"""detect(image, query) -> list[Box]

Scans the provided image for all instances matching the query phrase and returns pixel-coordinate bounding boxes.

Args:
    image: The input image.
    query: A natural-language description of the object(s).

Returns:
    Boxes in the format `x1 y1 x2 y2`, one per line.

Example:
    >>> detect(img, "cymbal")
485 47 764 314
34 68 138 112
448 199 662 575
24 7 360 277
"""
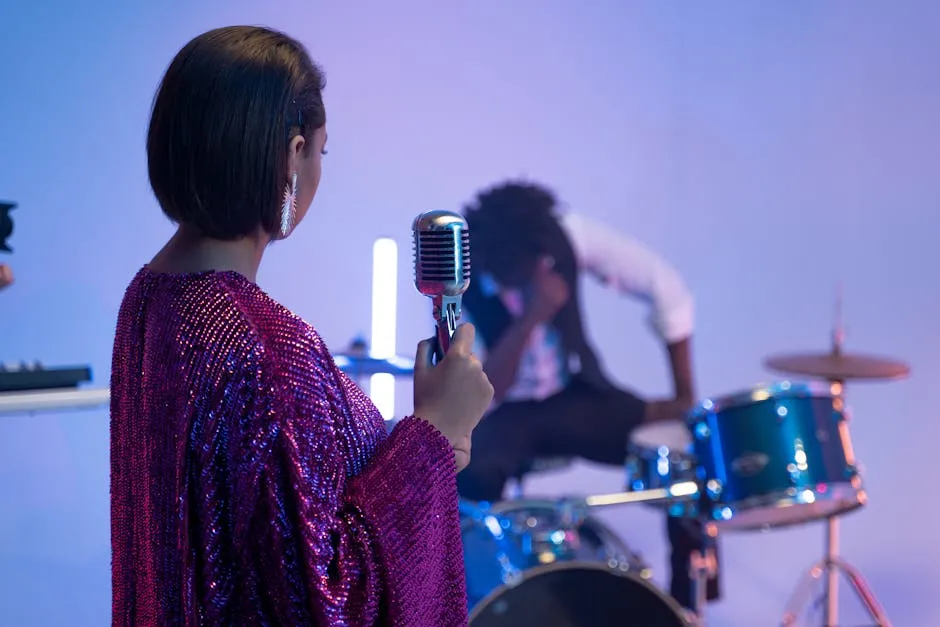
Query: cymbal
764 351 910 381
333 353 415 377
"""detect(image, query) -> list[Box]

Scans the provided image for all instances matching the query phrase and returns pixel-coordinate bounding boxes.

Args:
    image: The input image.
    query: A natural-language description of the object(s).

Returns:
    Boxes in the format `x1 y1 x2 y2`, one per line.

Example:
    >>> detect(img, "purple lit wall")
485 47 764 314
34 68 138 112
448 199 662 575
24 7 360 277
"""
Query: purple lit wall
1 1 937 624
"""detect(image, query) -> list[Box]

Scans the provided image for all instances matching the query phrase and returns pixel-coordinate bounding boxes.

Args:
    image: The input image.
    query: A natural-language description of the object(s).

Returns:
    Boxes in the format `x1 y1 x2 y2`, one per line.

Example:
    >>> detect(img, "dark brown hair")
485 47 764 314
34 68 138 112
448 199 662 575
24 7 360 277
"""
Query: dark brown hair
463 181 561 275
147 26 326 239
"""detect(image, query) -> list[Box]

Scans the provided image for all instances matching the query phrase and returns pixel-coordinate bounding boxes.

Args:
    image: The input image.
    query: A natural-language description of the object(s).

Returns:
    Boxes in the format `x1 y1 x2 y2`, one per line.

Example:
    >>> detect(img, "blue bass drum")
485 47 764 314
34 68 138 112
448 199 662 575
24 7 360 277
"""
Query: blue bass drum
460 499 691 626
688 381 866 531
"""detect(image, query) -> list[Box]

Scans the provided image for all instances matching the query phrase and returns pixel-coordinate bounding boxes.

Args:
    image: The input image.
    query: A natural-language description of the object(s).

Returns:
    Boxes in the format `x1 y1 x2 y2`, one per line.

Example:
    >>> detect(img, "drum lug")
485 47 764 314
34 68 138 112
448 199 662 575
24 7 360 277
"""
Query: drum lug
693 422 710 439
497 554 523 588
706 479 723 498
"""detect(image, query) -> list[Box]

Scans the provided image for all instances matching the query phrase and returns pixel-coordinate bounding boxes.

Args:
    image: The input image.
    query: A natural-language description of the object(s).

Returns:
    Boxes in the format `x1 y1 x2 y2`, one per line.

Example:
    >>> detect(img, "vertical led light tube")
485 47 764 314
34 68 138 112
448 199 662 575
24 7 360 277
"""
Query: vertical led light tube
370 238 397 420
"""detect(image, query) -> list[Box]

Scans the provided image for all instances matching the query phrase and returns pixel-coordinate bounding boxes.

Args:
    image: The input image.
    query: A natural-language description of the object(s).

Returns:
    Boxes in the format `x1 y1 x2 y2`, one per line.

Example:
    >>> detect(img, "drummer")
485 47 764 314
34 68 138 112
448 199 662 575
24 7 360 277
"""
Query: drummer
455 180 720 611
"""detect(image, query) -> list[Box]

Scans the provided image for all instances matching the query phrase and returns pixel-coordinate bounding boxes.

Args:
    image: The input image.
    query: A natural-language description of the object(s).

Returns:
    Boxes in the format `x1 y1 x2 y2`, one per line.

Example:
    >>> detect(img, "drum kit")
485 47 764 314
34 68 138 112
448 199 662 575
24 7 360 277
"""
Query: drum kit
336 311 909 626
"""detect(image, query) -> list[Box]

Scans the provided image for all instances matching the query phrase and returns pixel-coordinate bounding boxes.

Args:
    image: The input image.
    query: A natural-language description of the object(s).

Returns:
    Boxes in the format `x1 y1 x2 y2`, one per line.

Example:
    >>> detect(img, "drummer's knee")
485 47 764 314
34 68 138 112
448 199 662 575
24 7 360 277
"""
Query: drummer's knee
457 462 507 502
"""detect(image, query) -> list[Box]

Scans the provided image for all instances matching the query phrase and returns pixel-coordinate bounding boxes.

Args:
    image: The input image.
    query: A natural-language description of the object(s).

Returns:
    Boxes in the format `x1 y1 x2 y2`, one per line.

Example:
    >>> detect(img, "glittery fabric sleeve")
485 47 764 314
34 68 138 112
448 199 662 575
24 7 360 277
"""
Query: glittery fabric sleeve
254 380 469 626
347 416 469 623
110 270 469 627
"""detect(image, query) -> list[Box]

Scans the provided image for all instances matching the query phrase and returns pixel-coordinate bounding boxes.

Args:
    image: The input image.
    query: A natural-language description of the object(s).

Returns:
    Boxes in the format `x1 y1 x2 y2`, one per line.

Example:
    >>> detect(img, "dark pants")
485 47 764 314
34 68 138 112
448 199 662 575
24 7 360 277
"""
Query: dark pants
456 378 720 610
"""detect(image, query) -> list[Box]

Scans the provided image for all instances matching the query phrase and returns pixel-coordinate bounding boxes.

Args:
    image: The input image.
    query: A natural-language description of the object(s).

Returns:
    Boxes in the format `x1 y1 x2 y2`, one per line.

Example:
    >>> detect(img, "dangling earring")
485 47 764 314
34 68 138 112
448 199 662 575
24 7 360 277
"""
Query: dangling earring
279 171 298 238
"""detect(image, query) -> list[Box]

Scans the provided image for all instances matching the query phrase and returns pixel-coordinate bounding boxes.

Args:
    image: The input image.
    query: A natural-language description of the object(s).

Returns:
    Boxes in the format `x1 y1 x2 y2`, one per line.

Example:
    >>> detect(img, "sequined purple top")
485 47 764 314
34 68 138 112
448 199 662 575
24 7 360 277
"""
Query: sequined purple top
110 268 468 626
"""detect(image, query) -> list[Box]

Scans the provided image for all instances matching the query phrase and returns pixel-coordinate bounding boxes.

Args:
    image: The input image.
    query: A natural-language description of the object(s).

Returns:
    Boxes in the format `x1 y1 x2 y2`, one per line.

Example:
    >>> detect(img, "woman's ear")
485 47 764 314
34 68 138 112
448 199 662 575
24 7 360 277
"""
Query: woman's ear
287 134 306 172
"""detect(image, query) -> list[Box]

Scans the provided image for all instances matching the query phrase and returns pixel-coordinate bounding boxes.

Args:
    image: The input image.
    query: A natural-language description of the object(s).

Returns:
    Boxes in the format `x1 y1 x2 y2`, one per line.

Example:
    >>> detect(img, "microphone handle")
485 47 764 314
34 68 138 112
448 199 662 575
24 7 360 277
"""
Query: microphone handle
430 296 460 364
433 321 450 364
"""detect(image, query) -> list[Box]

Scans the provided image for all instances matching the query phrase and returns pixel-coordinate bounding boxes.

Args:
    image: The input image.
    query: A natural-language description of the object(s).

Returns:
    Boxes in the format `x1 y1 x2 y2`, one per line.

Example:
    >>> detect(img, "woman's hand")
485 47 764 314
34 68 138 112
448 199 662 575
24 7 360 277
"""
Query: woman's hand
413 324 494 471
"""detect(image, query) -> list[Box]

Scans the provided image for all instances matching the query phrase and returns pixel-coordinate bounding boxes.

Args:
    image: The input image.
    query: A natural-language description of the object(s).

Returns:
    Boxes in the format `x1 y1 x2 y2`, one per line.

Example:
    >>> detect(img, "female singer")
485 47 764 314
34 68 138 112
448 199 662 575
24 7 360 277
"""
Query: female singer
110 26 493 626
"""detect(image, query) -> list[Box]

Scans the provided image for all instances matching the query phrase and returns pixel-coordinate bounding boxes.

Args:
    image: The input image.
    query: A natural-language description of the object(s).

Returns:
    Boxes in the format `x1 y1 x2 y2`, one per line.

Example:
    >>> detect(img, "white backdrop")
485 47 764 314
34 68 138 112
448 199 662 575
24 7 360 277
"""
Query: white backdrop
1 1 938 624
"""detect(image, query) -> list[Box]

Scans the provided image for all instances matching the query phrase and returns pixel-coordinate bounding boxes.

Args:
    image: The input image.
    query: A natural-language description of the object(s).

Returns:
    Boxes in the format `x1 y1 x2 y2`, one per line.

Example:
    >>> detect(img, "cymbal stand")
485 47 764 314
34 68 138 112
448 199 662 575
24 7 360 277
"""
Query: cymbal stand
689 521 719 626
780 513 890 626
344 335 369 386
780 289 891 626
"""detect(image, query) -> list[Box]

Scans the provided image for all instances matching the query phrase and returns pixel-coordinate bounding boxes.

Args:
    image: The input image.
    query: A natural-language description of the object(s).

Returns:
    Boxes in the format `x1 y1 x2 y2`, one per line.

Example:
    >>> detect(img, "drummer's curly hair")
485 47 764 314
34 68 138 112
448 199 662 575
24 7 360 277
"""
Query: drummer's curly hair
463 180 562 272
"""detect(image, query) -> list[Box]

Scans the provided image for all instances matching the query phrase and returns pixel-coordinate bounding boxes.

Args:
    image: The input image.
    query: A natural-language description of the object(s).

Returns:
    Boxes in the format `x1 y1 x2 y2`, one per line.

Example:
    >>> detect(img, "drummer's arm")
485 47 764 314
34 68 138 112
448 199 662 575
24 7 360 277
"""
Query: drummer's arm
462 309 539 404
561 213 696 410
653 337 695 421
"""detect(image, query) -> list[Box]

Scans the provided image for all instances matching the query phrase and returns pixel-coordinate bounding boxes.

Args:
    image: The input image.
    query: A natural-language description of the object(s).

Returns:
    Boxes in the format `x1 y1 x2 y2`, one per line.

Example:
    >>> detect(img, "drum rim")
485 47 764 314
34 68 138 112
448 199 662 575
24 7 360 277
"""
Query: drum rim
630 418 693 438
711 483 865 531
624 450 698 498
626 442 696 461
461 500 640 556
628 420 694 454
485 498 581 514
467 560 690 624
460 498 608 535
688 380 837 420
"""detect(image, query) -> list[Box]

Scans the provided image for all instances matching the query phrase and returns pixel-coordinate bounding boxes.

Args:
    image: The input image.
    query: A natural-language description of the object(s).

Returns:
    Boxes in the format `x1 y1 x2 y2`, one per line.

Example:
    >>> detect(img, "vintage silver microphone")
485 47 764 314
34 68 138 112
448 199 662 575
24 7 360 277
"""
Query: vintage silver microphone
412 210 471 362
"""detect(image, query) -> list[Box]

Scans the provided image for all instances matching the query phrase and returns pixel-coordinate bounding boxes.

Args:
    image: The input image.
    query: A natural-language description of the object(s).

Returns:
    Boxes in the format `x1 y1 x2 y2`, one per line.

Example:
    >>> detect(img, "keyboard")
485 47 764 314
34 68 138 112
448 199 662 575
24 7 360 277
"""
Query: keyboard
0 363 92 392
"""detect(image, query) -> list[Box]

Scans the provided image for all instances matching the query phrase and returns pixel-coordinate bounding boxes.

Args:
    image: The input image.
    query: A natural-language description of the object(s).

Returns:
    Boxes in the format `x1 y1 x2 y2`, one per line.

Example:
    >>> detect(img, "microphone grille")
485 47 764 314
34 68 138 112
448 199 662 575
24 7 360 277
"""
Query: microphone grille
412 211 471 295
415 230 470 279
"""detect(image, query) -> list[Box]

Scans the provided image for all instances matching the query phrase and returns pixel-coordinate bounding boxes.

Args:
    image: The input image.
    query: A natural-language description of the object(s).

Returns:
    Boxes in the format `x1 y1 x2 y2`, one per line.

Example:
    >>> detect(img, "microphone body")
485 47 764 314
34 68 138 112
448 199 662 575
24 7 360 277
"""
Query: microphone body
412 210 471 361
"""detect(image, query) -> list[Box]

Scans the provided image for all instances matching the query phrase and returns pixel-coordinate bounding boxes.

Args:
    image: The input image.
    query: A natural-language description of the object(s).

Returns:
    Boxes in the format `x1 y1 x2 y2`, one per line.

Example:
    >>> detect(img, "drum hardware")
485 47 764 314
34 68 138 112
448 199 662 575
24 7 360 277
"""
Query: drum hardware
621 420 726 623
460 500 526 587
496 554 525 588
625 420 701 517
689 522 719 626
333 336 416 380
779 514 891 627
772 378 892 627
557 497 579 528
579 481 700 508
332 352 415 378
763 285 910 384
763 351 910 382
766 292 903 627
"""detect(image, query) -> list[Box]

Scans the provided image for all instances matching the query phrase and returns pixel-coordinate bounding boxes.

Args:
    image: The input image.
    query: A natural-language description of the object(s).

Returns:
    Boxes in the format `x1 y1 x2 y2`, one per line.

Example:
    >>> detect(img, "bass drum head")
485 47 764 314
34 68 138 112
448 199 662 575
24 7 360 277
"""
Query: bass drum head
469 562 690 627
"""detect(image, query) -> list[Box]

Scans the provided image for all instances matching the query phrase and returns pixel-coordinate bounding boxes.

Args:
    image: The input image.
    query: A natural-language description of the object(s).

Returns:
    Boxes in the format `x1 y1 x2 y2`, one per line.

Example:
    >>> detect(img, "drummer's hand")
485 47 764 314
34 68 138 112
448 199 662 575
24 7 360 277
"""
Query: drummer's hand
0 264 13 291
527 256 569 322
645 397 695 423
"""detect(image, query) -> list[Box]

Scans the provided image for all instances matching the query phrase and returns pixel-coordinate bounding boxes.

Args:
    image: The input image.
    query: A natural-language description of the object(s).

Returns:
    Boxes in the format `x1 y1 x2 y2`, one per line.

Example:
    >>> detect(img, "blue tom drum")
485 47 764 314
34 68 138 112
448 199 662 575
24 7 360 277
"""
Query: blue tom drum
688 381 865 531
625 420 700 517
